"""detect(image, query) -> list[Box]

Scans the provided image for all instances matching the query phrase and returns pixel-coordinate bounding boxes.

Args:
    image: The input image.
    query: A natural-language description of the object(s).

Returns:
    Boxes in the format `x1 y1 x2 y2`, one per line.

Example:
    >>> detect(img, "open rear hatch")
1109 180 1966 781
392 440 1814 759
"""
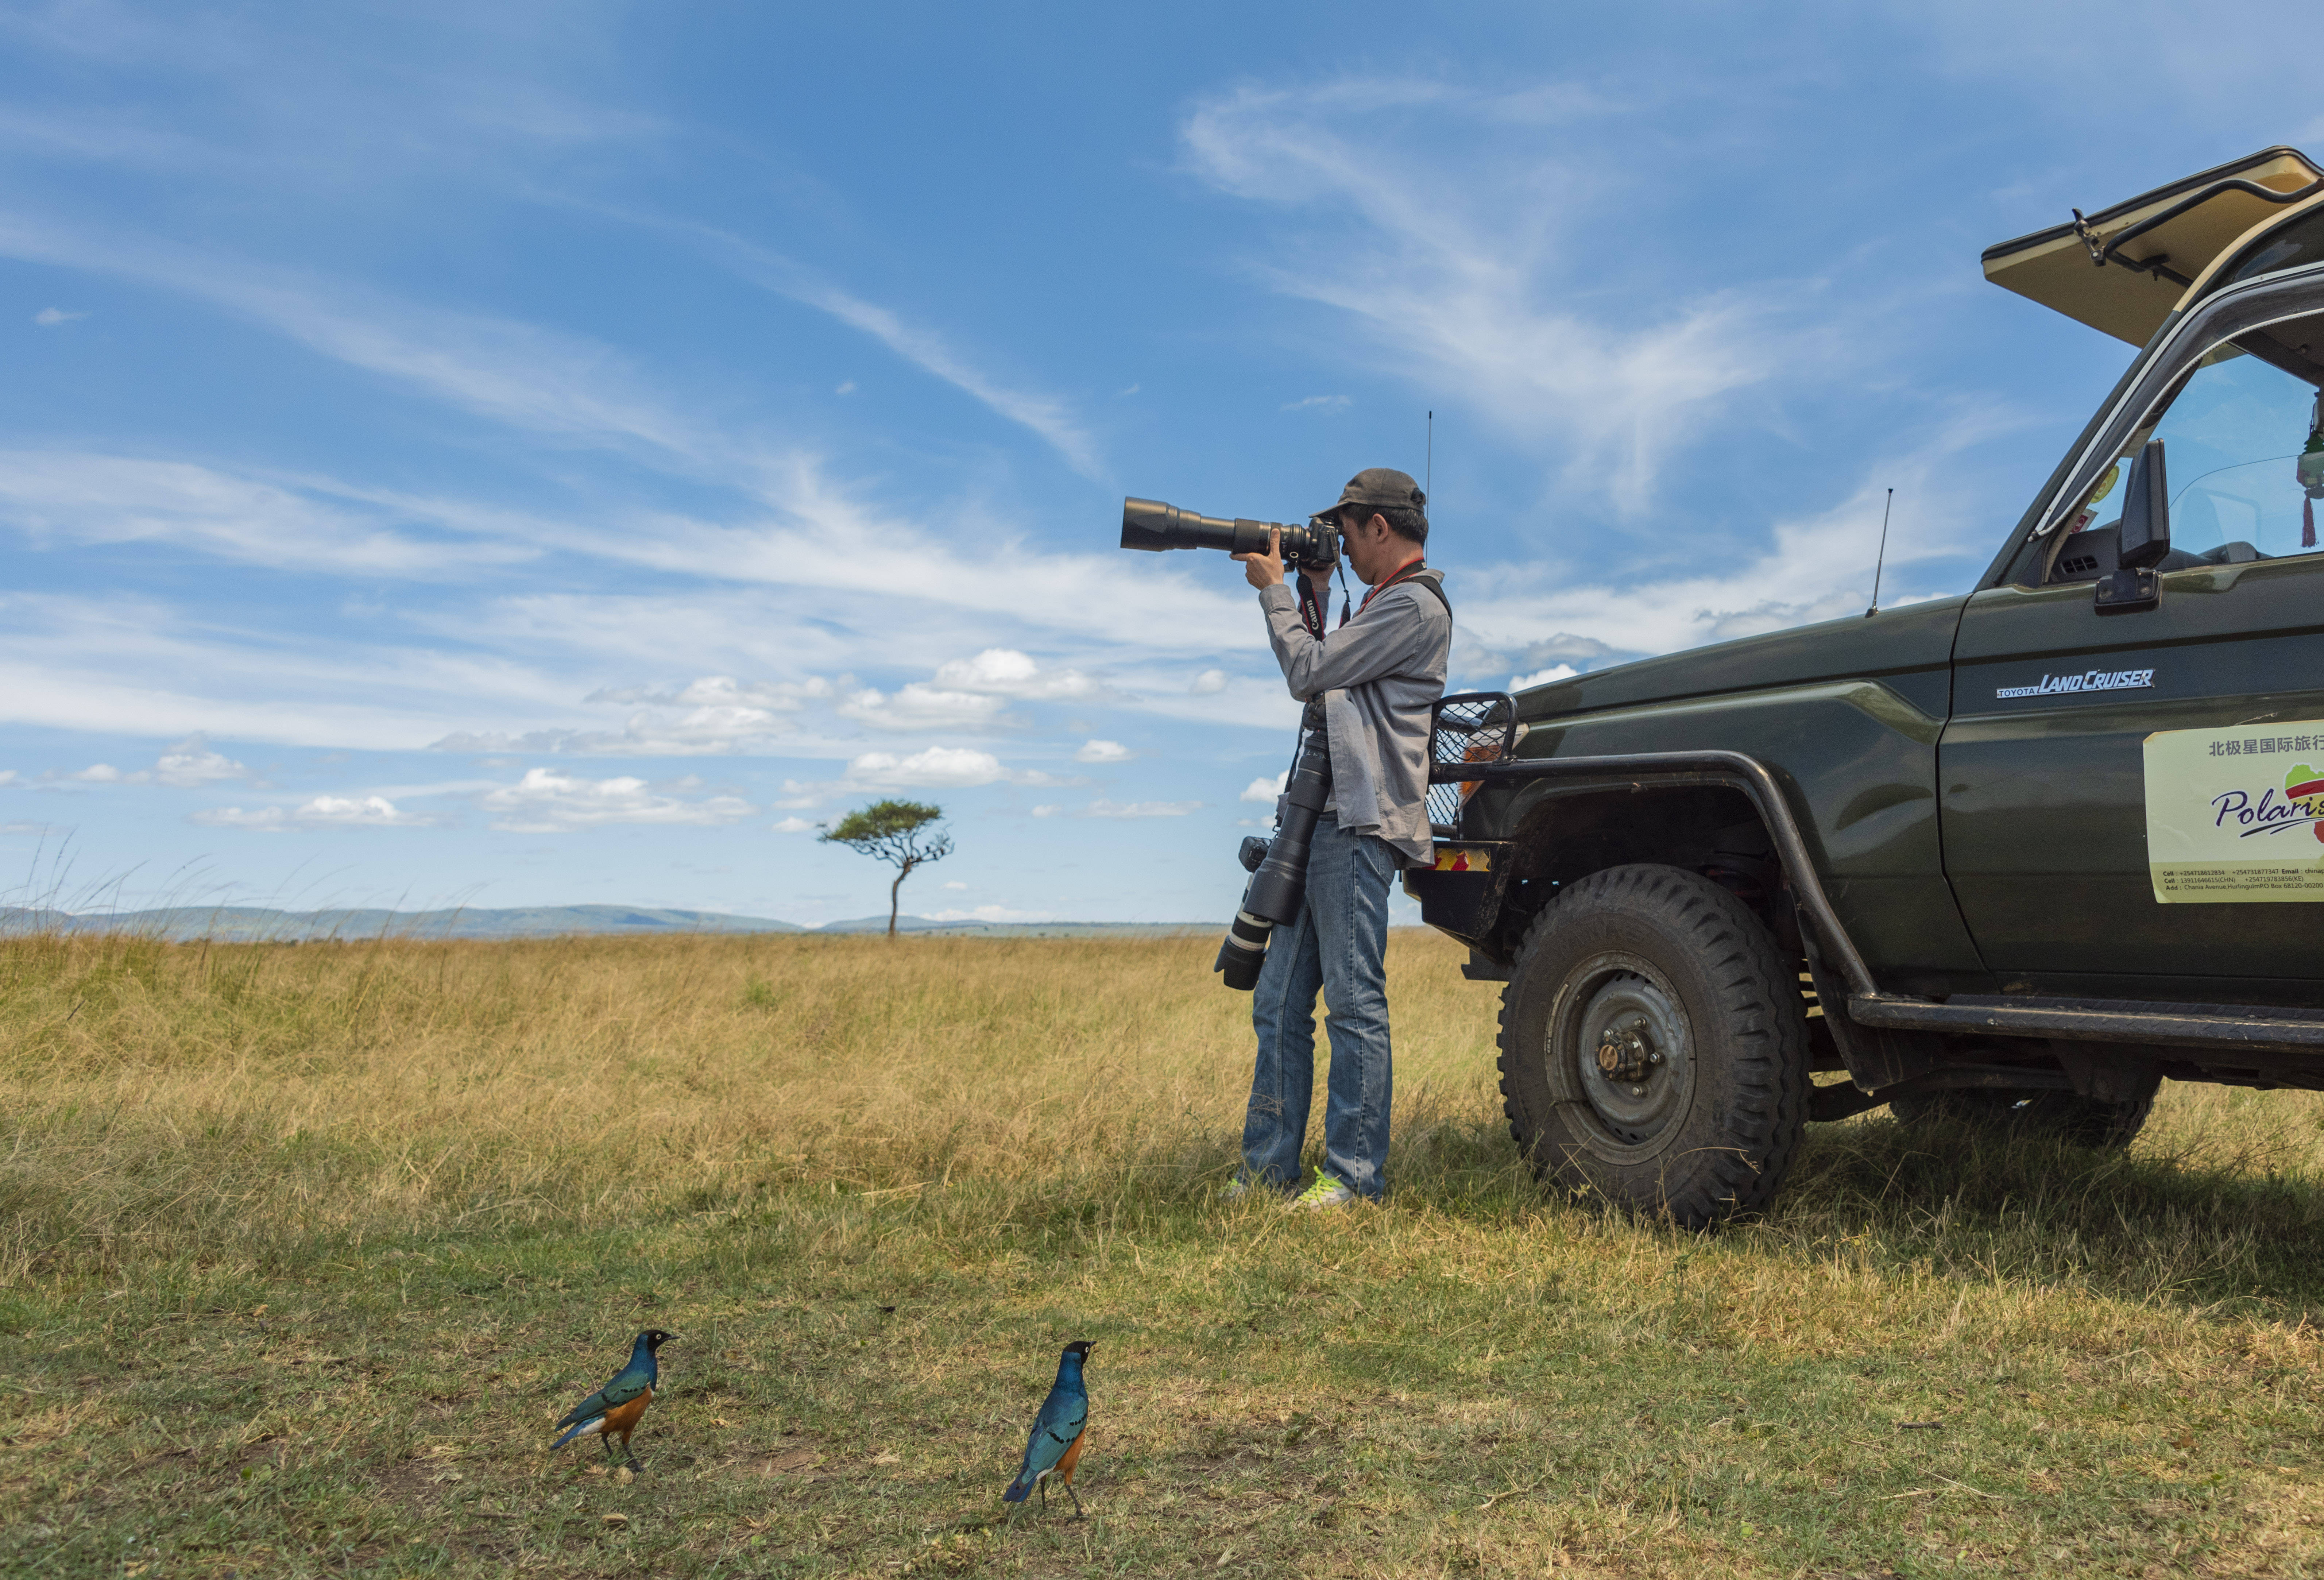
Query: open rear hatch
1984 147 2324 345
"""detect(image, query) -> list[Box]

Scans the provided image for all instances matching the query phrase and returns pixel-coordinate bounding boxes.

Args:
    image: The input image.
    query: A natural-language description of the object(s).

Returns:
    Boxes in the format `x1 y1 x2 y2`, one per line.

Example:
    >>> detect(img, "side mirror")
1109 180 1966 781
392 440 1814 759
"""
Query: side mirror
2116 439 2170 568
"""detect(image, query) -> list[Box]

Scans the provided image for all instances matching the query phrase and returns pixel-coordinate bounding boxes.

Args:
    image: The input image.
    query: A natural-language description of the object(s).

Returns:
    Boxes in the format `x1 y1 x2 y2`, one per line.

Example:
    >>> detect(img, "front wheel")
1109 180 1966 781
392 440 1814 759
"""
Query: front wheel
1497 864 1809 1227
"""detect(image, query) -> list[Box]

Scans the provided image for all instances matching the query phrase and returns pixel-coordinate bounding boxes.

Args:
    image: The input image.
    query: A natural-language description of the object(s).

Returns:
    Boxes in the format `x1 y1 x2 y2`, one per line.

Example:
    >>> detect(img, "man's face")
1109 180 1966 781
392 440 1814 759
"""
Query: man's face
1338 506 1410 584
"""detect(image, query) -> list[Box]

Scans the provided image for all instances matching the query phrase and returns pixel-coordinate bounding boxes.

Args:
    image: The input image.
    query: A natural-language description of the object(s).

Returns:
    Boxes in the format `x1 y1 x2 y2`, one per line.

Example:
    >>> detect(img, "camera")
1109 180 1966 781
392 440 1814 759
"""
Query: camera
1119 498 1341 569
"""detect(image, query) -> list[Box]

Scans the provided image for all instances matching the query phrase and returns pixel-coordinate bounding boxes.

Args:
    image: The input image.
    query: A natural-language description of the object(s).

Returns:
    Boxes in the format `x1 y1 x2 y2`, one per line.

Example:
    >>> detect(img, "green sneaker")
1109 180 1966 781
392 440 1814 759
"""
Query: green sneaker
1287 1173 1358 1211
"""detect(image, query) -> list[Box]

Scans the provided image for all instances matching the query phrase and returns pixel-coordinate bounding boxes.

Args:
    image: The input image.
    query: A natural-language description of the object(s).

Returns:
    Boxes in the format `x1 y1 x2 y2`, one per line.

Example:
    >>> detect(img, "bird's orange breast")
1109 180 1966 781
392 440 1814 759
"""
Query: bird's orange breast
1053 1426 1087 1484
600 1388 653 1440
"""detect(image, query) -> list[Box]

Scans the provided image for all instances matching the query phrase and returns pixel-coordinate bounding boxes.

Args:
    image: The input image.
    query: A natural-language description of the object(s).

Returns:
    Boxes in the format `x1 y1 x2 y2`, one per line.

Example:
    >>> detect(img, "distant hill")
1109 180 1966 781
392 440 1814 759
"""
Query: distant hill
0 904 806 942
816 916 1208 938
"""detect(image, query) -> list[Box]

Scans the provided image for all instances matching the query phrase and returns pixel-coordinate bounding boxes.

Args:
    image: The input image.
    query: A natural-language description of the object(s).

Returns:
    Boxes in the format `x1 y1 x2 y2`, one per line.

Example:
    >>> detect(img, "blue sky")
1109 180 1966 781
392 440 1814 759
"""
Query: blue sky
3 1 2319 925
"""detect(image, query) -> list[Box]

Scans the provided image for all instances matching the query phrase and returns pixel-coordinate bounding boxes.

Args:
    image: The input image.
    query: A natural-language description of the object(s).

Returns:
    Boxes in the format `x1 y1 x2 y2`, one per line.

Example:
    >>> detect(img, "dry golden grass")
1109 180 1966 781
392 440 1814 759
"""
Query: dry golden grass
4 928 2323 1578
0 929 1523 1276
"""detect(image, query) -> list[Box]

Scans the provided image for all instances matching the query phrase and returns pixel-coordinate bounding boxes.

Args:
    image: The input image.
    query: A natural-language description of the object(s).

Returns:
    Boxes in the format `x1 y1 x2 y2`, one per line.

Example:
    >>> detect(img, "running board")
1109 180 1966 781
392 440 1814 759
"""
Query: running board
1849 993 2324 1056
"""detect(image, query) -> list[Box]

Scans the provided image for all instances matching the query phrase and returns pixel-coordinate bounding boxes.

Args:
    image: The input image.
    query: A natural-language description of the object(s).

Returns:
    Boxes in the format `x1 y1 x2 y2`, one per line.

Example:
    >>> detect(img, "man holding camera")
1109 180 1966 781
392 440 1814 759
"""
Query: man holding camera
1229 468 1451 1210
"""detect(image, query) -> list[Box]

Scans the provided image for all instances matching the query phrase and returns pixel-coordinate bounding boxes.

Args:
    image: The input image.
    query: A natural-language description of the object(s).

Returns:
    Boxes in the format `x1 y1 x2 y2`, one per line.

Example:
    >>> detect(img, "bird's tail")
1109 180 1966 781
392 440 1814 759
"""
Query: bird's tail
1002 1469 1037 1503
550 1415 604 1450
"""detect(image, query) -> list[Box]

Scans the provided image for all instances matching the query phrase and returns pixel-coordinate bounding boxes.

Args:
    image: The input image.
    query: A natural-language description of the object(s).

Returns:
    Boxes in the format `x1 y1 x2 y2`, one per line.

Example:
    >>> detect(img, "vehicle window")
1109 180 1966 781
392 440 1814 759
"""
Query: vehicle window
2225 210 2324 286
2053 309 2324 577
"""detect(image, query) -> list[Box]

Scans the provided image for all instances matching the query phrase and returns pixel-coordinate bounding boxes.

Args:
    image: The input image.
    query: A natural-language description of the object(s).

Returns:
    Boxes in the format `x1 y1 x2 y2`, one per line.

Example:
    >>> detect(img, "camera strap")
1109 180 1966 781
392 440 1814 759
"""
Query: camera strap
1358 560 1447 617
1296 575 1327 640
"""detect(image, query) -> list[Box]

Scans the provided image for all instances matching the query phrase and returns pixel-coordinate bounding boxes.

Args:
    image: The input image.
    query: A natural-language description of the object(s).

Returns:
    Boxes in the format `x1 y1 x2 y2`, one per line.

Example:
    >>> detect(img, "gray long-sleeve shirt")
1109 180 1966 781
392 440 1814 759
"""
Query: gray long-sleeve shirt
1258 569 1452 867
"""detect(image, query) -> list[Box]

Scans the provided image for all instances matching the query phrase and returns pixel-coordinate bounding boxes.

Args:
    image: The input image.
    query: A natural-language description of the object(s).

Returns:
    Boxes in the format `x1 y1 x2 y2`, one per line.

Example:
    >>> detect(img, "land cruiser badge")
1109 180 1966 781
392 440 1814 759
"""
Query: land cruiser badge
1996 667 2153 700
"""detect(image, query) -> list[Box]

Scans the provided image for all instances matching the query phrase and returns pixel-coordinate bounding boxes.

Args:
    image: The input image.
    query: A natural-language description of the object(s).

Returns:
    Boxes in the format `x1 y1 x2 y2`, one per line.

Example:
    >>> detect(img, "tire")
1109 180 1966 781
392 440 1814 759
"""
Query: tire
1497 864 1810 1227
1889 1083 2155 1149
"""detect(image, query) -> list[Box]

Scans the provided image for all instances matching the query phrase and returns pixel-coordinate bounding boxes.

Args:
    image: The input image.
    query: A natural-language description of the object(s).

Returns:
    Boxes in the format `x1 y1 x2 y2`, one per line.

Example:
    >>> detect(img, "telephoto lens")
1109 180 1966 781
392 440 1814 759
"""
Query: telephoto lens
1120 498 1338 568
1214 732 1331 990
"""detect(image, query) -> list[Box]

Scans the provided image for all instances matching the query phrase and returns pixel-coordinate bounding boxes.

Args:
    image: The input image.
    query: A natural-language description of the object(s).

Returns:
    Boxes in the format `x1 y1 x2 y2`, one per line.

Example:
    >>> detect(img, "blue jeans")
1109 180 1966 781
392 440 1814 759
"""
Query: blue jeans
1241 818 1397 1199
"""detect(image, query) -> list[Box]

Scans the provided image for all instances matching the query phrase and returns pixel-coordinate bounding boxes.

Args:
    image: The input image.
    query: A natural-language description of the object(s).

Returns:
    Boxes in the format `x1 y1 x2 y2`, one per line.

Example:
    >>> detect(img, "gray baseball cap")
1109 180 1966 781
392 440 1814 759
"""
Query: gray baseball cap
1318 467 1426 520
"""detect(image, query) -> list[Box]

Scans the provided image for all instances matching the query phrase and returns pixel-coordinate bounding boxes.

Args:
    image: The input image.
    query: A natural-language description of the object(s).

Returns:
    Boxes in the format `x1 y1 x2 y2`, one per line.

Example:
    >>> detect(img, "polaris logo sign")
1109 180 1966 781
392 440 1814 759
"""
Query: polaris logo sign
1996 667 2154 700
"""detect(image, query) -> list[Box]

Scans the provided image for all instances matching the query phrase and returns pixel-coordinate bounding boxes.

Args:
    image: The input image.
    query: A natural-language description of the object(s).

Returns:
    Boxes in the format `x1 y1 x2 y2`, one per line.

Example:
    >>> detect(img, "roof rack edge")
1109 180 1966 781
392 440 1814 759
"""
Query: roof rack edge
1980 146 2321 265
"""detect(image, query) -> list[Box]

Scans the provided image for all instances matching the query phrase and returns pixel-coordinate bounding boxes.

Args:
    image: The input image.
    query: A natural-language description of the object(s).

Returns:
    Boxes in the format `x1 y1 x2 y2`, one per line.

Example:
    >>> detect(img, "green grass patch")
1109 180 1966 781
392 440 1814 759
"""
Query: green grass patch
2 931 2321 1576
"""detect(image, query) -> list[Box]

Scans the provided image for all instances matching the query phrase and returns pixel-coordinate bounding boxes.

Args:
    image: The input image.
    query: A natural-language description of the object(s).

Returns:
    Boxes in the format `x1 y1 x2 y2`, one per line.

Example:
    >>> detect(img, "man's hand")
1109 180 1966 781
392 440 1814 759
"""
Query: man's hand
1233 527 1285 590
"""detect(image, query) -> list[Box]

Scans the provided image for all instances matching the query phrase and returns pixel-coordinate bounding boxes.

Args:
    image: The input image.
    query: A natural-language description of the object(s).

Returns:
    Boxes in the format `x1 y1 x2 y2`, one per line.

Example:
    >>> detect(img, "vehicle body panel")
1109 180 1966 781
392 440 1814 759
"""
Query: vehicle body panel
1943 557 2324 980
1480 597 1981 985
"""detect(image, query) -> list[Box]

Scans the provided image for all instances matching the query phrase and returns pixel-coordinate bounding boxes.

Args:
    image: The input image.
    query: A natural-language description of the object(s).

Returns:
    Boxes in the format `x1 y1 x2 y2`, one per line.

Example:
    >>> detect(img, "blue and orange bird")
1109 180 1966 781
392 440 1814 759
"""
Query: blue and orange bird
550 1329 675 1471
1004 1340 1093 1517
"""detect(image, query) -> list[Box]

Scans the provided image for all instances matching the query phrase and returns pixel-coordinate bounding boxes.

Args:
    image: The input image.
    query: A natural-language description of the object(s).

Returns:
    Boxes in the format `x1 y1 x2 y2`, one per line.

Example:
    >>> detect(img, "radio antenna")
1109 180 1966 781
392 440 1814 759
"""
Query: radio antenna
1426 411 1433 499
1864 487 1894 618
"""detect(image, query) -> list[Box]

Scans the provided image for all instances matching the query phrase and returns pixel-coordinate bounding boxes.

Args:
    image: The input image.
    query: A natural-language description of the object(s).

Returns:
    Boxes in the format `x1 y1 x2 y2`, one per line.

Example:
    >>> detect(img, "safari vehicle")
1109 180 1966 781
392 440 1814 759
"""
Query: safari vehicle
1408 147 2324 1226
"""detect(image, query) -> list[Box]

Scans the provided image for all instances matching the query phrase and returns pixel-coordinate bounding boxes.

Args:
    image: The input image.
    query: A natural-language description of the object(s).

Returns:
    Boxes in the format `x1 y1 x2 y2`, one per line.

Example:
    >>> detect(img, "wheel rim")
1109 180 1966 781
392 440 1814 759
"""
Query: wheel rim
1549 954 1695 1149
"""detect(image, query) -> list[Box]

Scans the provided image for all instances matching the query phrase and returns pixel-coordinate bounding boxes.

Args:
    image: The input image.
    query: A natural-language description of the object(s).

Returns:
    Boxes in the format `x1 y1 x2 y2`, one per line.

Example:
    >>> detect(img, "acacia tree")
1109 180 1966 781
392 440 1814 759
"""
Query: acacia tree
818 800 953 939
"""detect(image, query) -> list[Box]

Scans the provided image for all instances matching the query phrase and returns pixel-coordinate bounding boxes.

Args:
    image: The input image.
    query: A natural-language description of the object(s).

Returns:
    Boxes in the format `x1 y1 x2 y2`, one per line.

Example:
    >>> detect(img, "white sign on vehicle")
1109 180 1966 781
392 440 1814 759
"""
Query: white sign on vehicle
2143 720 2324 902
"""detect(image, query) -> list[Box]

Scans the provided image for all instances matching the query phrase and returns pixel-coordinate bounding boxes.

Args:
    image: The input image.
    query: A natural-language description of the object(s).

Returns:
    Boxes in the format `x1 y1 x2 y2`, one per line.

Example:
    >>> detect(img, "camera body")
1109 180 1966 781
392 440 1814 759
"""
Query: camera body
1119 498 1341 569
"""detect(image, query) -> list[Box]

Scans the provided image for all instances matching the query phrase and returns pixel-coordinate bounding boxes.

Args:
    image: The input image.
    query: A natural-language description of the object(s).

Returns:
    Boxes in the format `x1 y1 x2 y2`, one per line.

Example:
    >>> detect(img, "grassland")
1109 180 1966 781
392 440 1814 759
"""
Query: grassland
3 928 2321 1578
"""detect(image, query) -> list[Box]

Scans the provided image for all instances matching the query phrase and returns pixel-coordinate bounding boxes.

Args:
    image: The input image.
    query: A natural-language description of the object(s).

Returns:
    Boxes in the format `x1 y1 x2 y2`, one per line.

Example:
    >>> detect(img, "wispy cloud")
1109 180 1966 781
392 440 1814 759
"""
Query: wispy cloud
0 451 541 576
646 220 1105 476
1180 81 1828 513
32 306 87 325
1453 410 2024 657
542 196 1103 477
1081 799 1200 818
0 214 722 469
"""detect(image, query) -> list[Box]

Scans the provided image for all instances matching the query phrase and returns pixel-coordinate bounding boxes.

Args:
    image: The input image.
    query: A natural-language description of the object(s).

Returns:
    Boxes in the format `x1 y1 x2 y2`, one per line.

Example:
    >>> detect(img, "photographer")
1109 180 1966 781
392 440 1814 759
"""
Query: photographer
1228 468 1451 1210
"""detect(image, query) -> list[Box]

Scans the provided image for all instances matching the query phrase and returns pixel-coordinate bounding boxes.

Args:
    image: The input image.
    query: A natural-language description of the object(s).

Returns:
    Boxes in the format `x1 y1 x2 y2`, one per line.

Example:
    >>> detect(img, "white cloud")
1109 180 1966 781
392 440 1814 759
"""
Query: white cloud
942 880 968 889
1283 394 1350 412
1030 804 1060 818
586 676 832 712
836 684 1012 733
840 746 1009 790
931 648 1099 699
0 770 18 786
835 380 856 395
1082 799 1201 818
923 904 1058 923
32 307 88 326
48 738 246 788
773 815 816 833
192 794 429 830
1241 773 1288 803
1075 739 1133 763
1511 664 1578 691
477 768 756 832
1190 668 1229 695
151 739 249 787
437 676 843 757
